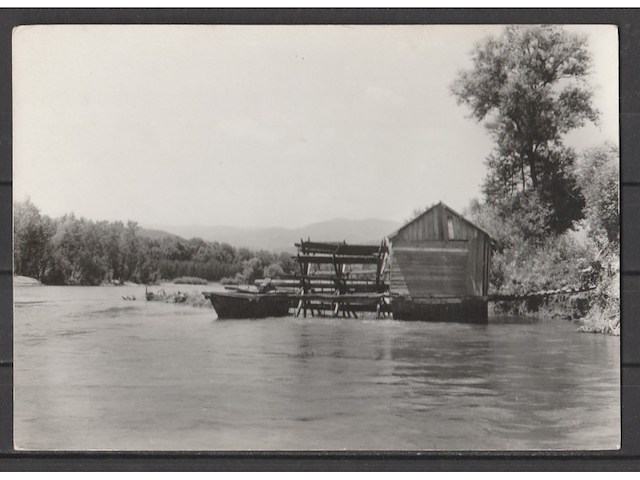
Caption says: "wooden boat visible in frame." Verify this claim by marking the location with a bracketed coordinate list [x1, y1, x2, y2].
[202, 291, 291, 319]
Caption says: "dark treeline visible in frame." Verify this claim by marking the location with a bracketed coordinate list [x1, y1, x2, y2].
[13, 201, 296, 286]
[451, 25, 619, 334]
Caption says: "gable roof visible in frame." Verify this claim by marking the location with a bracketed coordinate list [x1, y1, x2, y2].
[388, 201, 494, 241]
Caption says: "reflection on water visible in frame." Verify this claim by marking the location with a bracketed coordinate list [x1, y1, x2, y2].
[14, 285, 620, 451]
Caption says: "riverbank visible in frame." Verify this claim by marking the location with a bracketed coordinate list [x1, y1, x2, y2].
[14, 274, 620, 333]
[172, 276, 208, 285]
[578, 304, 620, 335]
[577, 263, 620, 336]
[14, 275, 41, 286]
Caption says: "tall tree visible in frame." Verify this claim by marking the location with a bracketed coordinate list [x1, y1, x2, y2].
[13, 199, 54, 279]
[451, 25, 599, 236]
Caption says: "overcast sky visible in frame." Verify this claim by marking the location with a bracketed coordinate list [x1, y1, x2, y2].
[13, 25, 618, 228]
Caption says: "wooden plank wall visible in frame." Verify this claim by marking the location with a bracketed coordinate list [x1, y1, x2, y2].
[388, 247, 409, 295]
[394, 204, 481, 243]
[448, 211, 479, 240]
[390, 204, 492, 298]
[391, 242, 469, 297]
[483, 241, 491, 296]
[465, 233, 487, 296]
[395, 207, 441, 242]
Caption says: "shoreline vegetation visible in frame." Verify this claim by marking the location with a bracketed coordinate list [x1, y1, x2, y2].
[145, 288, 211, 308]
[13, 198, 297, 288]
[172, 276, 209, 285]
[449, 26, 619, 336]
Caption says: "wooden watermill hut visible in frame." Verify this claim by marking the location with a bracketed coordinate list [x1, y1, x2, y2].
[388, 202, 493, 323]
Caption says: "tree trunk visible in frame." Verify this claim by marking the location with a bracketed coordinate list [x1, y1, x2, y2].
[528, 148, 538, 189]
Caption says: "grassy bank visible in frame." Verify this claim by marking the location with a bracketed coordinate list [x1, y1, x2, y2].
[172, 276, 208, 285]
[578, 303, 620, 335]
[577, 251, 620, 335]
[485, 238, 619, 335]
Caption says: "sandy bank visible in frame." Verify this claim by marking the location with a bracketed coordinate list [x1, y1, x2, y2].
[14, 275, 42, 286]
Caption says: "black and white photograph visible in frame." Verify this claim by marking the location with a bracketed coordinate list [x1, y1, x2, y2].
[12, 24, 620, 451]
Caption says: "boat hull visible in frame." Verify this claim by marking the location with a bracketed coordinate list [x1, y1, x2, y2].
[203, 291, 291, 319]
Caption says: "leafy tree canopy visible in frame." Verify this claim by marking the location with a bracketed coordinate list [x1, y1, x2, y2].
[576, 143, 619, 247]
[452, 26, 599, 236]
[13, 200, 297, 286]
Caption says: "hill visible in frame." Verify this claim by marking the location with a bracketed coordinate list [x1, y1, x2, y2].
[137, 227, 182, 241]
[144, 218, 401, 252]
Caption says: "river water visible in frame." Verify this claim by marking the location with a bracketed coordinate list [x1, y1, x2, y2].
[14, 284, 620, 451]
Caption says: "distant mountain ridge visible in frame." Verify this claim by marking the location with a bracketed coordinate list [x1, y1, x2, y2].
[137, 228, 182, 240]
[142, 218, 401, 252]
